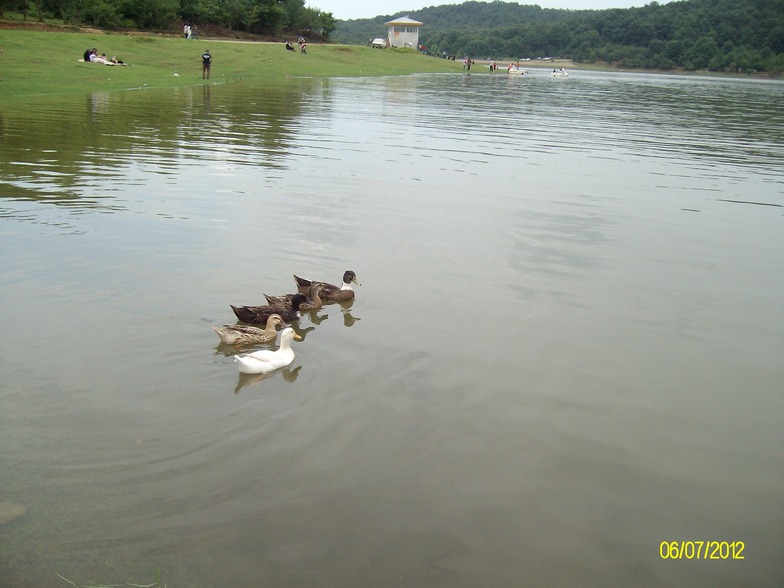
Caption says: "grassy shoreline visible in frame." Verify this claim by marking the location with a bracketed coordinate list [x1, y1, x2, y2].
[1, 27, 775, 98]
[0, 28, 463, 98]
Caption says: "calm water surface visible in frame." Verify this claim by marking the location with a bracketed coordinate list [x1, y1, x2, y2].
[1, 70, 783, 587]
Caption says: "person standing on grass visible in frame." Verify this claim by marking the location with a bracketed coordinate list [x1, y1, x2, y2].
[201, 49, 212, 79]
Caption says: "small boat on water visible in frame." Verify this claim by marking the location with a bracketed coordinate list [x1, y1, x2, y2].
[551, 68, 569, 77]
[507, 66, 528, 75]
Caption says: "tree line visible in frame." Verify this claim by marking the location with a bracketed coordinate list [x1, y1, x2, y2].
[333, 0, 784, 74]
[3, 0, 782, 73]
[0, 0, 337, 38]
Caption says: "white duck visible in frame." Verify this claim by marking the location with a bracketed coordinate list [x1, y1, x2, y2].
[233, 327, 301, 374]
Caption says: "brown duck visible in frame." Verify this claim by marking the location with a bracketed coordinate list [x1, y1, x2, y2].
[263, 283, 324, 311]
[212, 314, 288, 345]
[231, 293, 308, 324]
[293, 270, 361, 302]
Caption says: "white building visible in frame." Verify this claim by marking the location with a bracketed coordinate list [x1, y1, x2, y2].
[383, 16, 423, 49]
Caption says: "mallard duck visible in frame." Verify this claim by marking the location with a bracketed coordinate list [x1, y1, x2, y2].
[233, 327, 301, 374]
[293, 270, 361, 302]
[264, 283, 324, 311]
[231, 293, 308, 324]
[212, 314, 288, 345]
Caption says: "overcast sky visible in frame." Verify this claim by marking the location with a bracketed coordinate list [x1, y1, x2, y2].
[310, 0, 672, 20]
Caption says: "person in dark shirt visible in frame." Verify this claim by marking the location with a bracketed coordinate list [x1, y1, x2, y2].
[201, 49, 212, 79]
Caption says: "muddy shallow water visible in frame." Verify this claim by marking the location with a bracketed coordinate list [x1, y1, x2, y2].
[1, 70, 782, 587]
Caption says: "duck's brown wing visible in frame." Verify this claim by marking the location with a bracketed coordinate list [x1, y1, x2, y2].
[231, 305, 258, 323]
[294, 274, 342, 296]
[224, 324, 266, 335]
[231, 304, 288, 324]
[293, 274, 313, 294]
[321, 288, 354, 302]
[264, 293, 293, 308]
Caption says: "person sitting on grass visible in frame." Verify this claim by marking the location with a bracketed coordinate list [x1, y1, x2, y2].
[86, 50, 130, 66]
[89, 51, 111, 65]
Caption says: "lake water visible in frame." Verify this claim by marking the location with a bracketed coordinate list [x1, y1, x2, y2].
[1, 69, 782, 587]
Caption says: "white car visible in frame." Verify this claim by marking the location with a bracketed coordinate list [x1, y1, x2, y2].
[371, 38, 386, 48]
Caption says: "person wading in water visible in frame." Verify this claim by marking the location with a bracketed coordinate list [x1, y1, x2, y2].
[201, 49, 212, 79]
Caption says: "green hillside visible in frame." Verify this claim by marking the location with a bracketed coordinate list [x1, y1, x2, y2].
[333, 0, 784, 74]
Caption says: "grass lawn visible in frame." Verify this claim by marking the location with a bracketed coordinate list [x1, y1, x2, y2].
[0, 28, 464, 97]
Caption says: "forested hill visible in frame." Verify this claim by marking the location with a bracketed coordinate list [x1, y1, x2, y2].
[332, 0, 784, 74]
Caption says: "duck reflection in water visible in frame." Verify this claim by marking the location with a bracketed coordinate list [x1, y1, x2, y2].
[234, 365, 302, 393]
[303, 309, 329, 326]
[338, 301, 361, 327]
[309, 299, 360, 327]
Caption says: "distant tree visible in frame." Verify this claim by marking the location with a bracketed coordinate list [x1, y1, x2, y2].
[180, 0, 198, 23]
[685, 35, 718, 70]
[25, 0, 47, 21]
[244, 2, 266, 30]
[221, 0, 252, 30]
[81, 0, 122, 28]
[191, 0, 224, 27]
[254, 0, 286, 33]
[0, 0, 27, 20]
[768, 52, 784, 74]
[767, 24, 784, 53]
[314, 10, 336, 37]
[120, 0, 179, 28]
[664, 39, 685, 63]
[281, 0, 304, 30]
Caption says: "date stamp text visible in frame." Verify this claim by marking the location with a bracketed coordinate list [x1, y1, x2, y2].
[660, 541, 744, 560]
